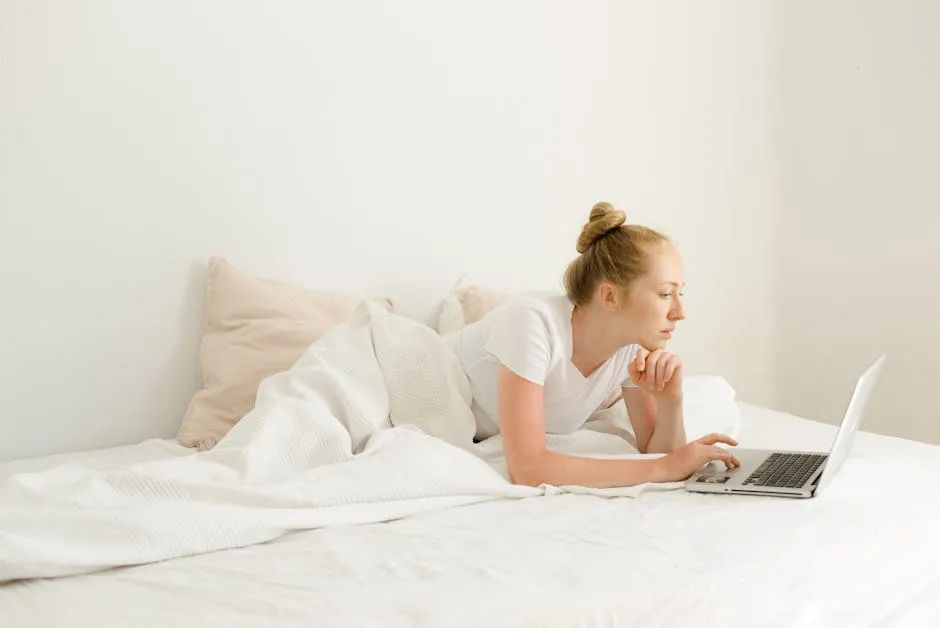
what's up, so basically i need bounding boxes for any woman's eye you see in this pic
[660,293,672,299]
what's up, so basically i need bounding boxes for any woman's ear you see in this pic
[597,281,625,312]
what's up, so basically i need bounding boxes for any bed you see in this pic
[2,400,939,627]
[2,302,939,628]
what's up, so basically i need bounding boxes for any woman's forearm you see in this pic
[645,397,687,454]
[508,449,670,489]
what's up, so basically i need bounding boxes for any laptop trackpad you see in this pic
[695,462,734,484]
[695,473,732,484]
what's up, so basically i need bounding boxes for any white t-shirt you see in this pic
[447,294,640,440]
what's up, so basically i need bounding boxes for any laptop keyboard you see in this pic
[743,453,827,489]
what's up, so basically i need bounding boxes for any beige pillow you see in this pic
[457,285,516,326]
[437,279,558,335]
[177,256,393,450]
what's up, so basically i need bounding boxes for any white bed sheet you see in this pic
[2,402,939,628]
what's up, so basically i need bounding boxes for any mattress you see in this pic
[2,401,939,628]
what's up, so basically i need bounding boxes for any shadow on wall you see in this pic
[146,261,207,442]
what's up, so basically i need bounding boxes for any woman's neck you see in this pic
[569,303,629,377]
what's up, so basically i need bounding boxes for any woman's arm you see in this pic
[498,365,670,488]
[622,387,658,453]
[499,364,739,487]
[623,348,688,454]
[623,387,687,454]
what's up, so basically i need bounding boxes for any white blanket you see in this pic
[0,302,736,582]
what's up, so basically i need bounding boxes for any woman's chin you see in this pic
[641,338,668,351]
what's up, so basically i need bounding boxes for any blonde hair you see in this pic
[563,202,670,307]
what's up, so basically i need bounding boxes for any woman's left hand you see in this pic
[627,347,683,400]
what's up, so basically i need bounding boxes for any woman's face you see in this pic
[618,241,687,350]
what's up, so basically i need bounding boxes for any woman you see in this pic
[449,202,741,488]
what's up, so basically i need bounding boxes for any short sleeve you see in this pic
[620,344,641,389]
[483,304,552,385]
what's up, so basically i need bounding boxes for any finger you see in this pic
[663,355,680,385]
[627,361,644,386]
[709,447,738,469]
[644,351,661,390]
[696,433,739,447]
[634,348,648,373]
[716,448,740,466]
[655,354,670,390]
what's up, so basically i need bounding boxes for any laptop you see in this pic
[685,354,886,498]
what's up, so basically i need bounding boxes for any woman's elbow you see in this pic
[506,454,548,487]
[509,469,543,487]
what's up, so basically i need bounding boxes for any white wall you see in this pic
[0,1,777,461]
[774,0,940,444]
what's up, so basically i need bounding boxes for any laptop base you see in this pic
[685,448,825,498]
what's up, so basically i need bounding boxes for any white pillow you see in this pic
[678,375,741,441]
[587,375,741,446]
[436,276,473,336]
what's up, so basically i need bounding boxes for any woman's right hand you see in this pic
[658,433,741,481]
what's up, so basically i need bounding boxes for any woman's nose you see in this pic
[671,299,686,321]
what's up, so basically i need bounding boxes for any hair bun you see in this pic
[576,202,627,254]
